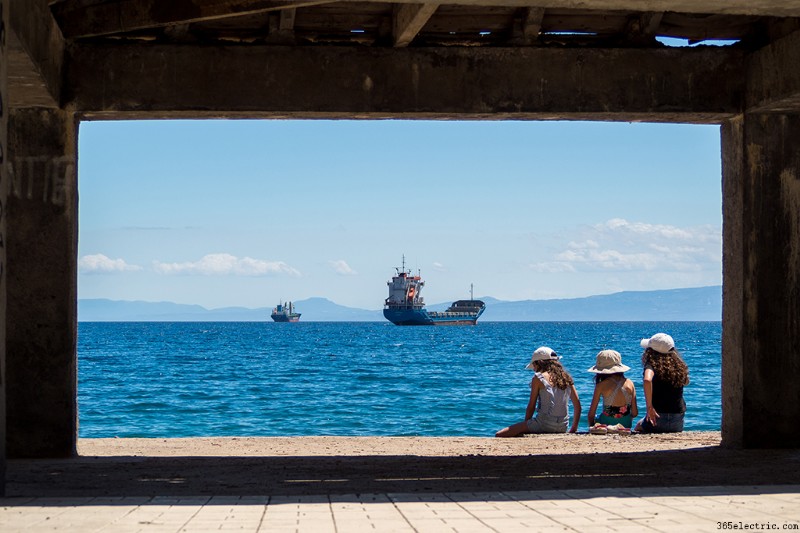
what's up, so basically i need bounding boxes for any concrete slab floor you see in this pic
[1,485,799,532]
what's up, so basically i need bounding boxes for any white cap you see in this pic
[640,333,675,354]
[525,346,559,369]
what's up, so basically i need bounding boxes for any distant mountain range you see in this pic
[79,286,721,322]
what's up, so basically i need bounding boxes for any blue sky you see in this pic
[78,120,722,310]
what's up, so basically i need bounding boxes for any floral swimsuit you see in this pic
[597,377,634,428]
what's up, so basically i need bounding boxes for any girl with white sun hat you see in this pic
[635,333,690,433]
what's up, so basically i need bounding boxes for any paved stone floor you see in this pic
[2,485,799,532]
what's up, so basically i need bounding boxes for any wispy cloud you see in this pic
[153,253,301,276]
[329,259,357,275]
[432,262,446,272]
[79,254,143,274]
[530,218,721,273]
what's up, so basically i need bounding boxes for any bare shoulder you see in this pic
[595,378,611,392]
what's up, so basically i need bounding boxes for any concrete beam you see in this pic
[393,3,438,48]
[7,30,58,108]
[50,0,800,35]
[66,43,744,122]
[9,0,64,107]
[747,29,800,113]
[52,0,337,39]
[521,7,545,43]
[383,0,800,16]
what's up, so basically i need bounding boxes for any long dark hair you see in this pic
[533,359,574,390]
[594,372,625,385]
[642,348,689,387]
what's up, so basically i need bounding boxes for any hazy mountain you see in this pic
[79,286,720,322]
[78,297,381,322]
[479,286,721,321]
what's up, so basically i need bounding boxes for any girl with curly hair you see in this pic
[634,333,690,433]
[496,346,581,436]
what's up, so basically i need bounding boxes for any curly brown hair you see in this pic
[642,348,690,388]
[533,359,575,390]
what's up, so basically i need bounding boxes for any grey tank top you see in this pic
[533,372,570,419]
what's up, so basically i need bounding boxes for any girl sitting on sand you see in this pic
[586,350,638,433]
[496,347,581,437]
[635,333,690,433]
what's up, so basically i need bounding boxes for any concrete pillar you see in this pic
[0,0,9,494]
[6,108,77,458]
[721,114,800,448]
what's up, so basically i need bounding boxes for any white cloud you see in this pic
[153,253,300,276]
[529,261,576,273]
[329,259,357,275]
[79,254,142,274]
[432,262,446,272]
[597,218,700,241]
[531,218,721,274]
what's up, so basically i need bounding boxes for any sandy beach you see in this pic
[7,432,800,497]
[77,431,723,457]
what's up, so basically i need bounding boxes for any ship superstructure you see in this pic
[383,258,485,326]
[271,301,301,322]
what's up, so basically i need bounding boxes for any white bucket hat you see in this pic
[525,346,559,369]
[587,349,630,374]
[640,333,675,354]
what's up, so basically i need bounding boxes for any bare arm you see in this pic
[569,385,581,433]
[630,380,639,418]
[587,385,602,427]
[525,378,540,420]
[643,368,658,425]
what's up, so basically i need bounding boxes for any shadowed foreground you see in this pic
[7,434,800,497]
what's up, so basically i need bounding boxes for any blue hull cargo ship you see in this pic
[383,259,485,326]
[271,301,301,322]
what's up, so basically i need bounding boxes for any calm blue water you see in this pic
[78,321,721,437]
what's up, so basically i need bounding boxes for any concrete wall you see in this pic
[6,108,77,458]
[722,114,800,448]
[1,0,8,495]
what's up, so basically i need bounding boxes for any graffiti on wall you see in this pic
[9,156,75,206]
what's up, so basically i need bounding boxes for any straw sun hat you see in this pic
[587,349,631,374]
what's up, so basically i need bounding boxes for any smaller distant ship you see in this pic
[383,257,485,326]
[271,301,301,322]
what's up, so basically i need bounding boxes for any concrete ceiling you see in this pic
[9,1,800,120]
[47,0,800,49]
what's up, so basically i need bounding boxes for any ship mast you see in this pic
[470,283,474,300]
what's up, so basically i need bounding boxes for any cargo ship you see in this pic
[383,258,485,326]
[271,301,301,322]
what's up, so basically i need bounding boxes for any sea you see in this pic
[78,321,721,438]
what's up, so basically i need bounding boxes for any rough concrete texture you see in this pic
[747,30,800,113]
[66,44,744,122]
[368,1,800,17]
[723,114,800,448]
[8,0,64,107]
[6,108,77,458]
[721,118,745,449]
[0,0,9,496]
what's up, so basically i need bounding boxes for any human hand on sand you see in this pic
[646,406,660,425]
